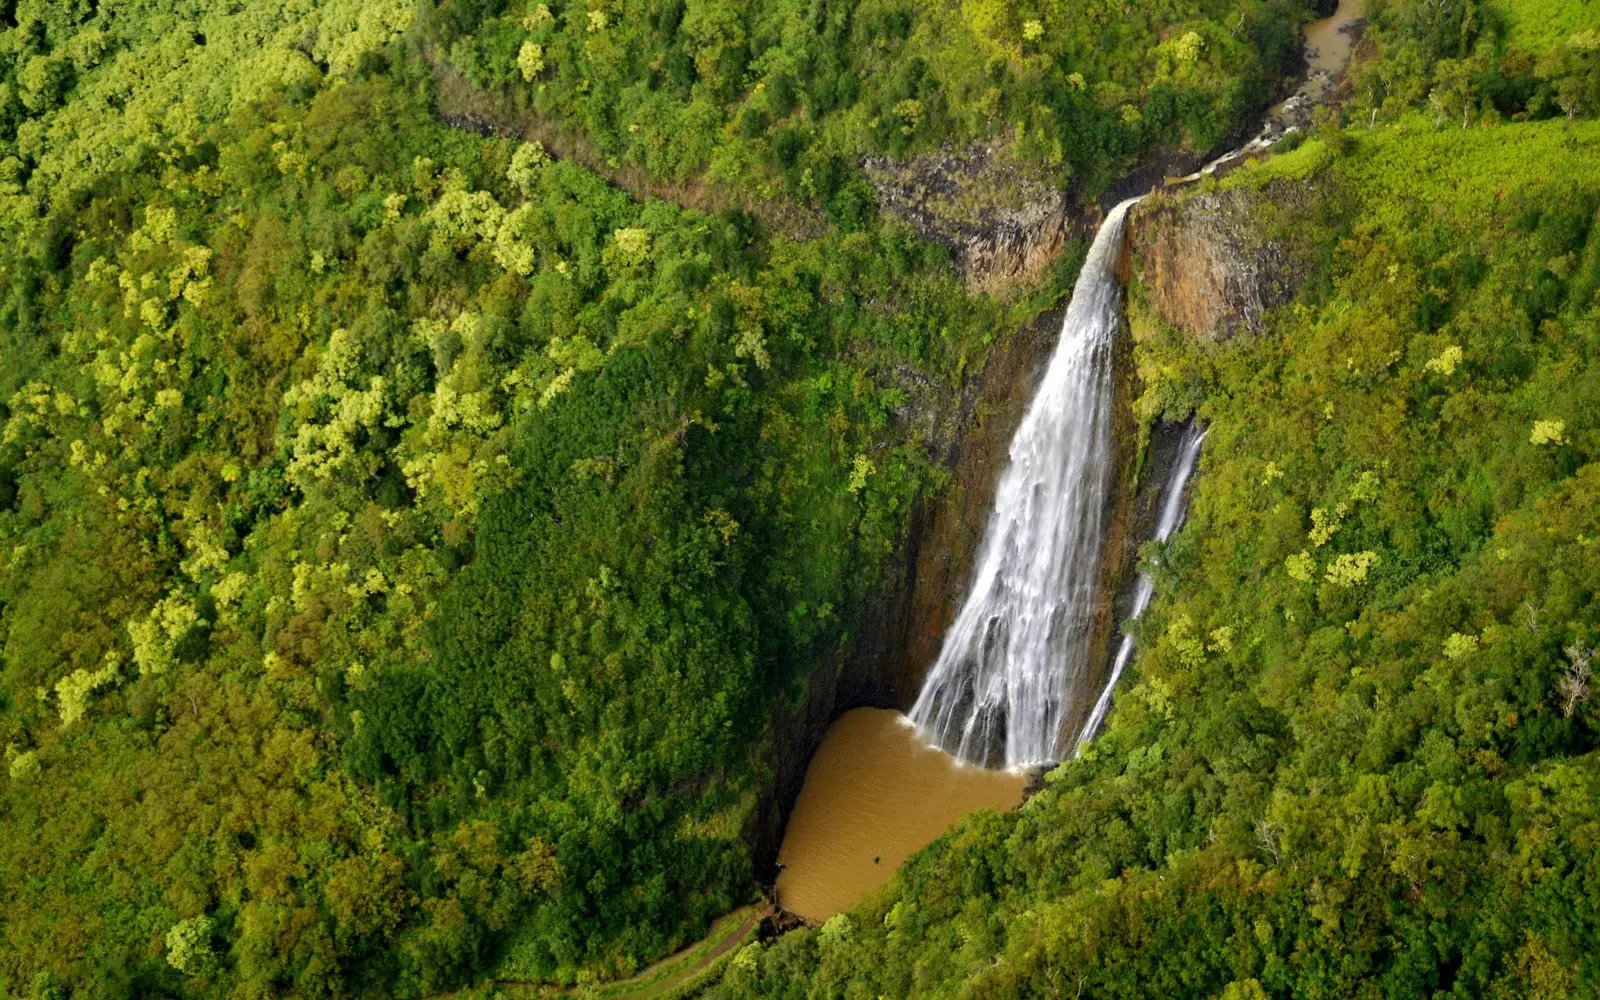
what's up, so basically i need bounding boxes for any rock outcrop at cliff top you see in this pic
[863,139,1079,295]
[1127,180,1318,340]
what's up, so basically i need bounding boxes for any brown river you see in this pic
[775,709,1026,922]
[1307,0,1365,74]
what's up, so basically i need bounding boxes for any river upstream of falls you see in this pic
[776,201,1140,922]
[772,0,1367,923]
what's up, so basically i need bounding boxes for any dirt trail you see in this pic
[422,904,767,1000]
[612,906,766,1000]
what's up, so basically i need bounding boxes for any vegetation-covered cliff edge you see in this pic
[3,0,1600,998]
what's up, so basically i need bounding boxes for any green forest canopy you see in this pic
[1,0,1598,998]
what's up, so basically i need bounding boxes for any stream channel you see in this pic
[772,0,1366,925]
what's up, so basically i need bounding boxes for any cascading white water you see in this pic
[908,199,1140,768]
[1073,423,1206,754]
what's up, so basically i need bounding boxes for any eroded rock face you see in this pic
[1127,181,1317,341]
[863,140,1087,295]
[757,174,1324,874]
[846,304,1067,710]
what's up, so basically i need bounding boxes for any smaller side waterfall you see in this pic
[908,199,1140,769]
[1073,423,1206,753]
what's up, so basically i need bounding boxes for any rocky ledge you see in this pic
[862,138,1091,296]
[1127,179,1320,341]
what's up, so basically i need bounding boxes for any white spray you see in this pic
[909,199,1140,768]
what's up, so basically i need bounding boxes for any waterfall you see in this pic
[908,198,1140,768]
[1073,423,1206,754]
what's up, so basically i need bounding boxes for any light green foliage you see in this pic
[818,913,855,949]
[5,744,40,781]
[1324,550,1378,586]
[609,226,652,262]
[1285,550,1316,582]
[1496,0,1600,54]
[312,0,414,78]
[1443,632,1480,659]
[1208,625,1235,653]
[517,40,545,81]
[0,0,411,248]
[127,594,205,677]
[1165,614,1209,669]
[54,656,119,725]
[165,916,216,976]
[1531,418,1569,445]
[730,943,760,973]
[506,140,549,194]
[1308,503,1347,547]
[1425,344,1463,375]
[848,453,877,494]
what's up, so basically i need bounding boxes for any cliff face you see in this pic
[863,140,1095,295]
[756,174,1320,879]
[751,302,1066,879]
[850,303,1068,708]
[1126,180,1318,340]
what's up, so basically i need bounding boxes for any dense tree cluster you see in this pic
[1351,0,1600,128]
[431,0,1314,211]
[5,0,1597,998]
[0,33,993,1000]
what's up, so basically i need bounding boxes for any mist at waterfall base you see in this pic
[908,198,1140,769]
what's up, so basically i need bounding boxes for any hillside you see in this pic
[697,4,1600,998]
[2,0,1599,999]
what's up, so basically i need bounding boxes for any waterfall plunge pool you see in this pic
[774,709,1026,922]
[771,0,1361,925]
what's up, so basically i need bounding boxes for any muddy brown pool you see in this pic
[775,708,1027,922]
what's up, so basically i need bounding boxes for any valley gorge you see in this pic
[760,0,1365,922]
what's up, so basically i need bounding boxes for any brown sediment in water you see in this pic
[1277,0,1367,112]
[775,708,1026,923]
[1305,0,1366,77]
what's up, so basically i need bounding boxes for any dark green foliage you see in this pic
[434,0,1317,203]
[6,1,1600,998]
